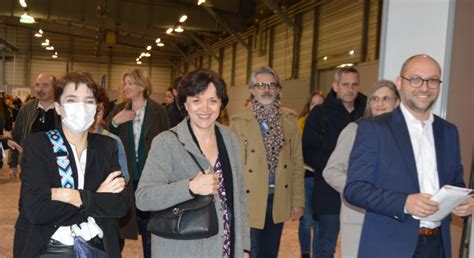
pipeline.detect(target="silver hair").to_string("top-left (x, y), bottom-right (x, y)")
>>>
top-left (363, 80), bottom-right (400, 118)
top-left (248, 66), bottom-right (281, 89)
top-left (334, 66), bottom-right (359, 84)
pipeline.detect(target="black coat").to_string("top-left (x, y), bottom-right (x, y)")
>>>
top-left (302, 89), bottom-right (366, 214)
top-left (13, 131), bottom-right (129, 258)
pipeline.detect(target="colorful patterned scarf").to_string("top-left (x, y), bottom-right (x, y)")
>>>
top-left (251, 96), bottom-right (285, 174)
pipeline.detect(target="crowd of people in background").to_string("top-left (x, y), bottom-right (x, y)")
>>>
top-left (5, 53), bottom-right (473, 258)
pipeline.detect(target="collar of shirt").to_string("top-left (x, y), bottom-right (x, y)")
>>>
top-left (37, 101), bottom-right (55, 112)
top-left (400, 103), bottom-right (434, 128)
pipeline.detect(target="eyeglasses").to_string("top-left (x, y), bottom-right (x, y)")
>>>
top-left (400, 75), bottom-right (442, 89)
top-left (370, 96), bottom-right (395, 103)
top-left (254, 82), bottom-right (278, 90)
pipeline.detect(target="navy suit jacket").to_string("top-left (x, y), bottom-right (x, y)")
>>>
top-left (344, 107), bottom-right (464, 258)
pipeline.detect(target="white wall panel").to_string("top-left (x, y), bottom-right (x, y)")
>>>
top-left (30, 59), bottom-right (68, 83)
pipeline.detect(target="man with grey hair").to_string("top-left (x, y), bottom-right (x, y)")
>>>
top-left (8, 73), bottom-right (61, 180)
top-left (230, 66), bottom-right (305, 258)
top-left (302, 66), bottom-right (366, 257)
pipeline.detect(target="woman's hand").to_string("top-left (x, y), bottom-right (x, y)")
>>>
top-left (97, 171), bottom-right (125, 193)
top-left (51, 188), bottom-right (82, 207)
top-left (188, 171), bottom-right (219, 195)
top-left (7, 139), bottom-right (23, 153)
top-left (112, 109), bottom-right (136, 126)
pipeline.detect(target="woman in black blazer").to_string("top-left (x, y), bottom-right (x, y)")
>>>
top-left (13, 71), bottom-right (129, 257)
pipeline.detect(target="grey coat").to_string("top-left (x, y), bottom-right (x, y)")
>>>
top-left (135, 118), bottom-right (250, 258)
top-left (323, 122), bottom-right (365, 258)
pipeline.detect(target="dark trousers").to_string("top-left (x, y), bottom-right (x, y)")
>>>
top-left (413, 231), bottom-right (444, 258)
top-left (250, 194), bottom-right (284, 258)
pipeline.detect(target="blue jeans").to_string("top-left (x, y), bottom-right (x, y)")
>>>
top-left (298, 177), bottom-right (319, 255)
top-left (250, 194), bottom-right (284, 258)
top-left (314, 214), bottom-right (340, 258)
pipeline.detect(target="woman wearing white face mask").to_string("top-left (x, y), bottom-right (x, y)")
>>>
top-left (13, 71), bottom-right (129, 258)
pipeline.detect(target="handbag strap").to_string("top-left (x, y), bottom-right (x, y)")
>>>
top-left (46, 129), bottom-right (76, 189)
top-left (169, 130), bottom-right (205, 174)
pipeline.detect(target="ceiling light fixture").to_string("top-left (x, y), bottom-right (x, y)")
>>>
top-left (41, 39), bottom-right (50, 46)
top-left (146, 45), bottom-right (152, 51)
top-left (336, 63), bottom-right (354, 68)
top-left (52, 52), bottom-right (58, 58)
top-left (34, 29), bottom-right (43, 37)
top-left (20, 12), bottom-right (35, 24)
top-left (157, 42), bottom-right (164, 47)
top-left (174, 26), bottom-right (184, 33)
top-left (197, 0), bottom-right (206, 5)
top-left (144, 52), bottom-right (151, 57)
top-left (137, 60), bottom-right (142, 65)
top-left (323, 56), bottom-right (328, 61)
top-left (349, 49), bottom-right (355, 55)
top-left (155, 38), bottom-right (161, 43)
top-left (140, 52), bottom-right (146, 57)
top-left (19, 0), bottom-right (27, 8)
top-left (46, 46), bottom-right (54, 50)
top-left (166, 28), bottom-right (173, 34)
top-left (179, 15), bottom-right (188, 23)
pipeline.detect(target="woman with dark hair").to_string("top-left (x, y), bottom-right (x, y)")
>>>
top-left (135, 69), bottom-right (250, 257)
top-left (13, 71), bottom-right (129, 257)
top-left (323, 80), bottom-right (400, 258)
top-left (106, 68), bottom-right (170, 258)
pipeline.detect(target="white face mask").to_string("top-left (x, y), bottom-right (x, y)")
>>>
top-left (61, 102), bottom-right (97, 133)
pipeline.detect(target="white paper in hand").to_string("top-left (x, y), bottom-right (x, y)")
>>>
top-left (422, 185), bottom-right (472, 221)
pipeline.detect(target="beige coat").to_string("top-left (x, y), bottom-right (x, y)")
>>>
top-left (230, 107), bottom-right (305, 229)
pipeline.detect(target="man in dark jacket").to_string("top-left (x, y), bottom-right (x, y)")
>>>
top-left (302, 66), bottom-right (366, 258)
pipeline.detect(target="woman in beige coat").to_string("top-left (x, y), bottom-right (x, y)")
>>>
top-left (323, 80), bottom-right (400, 258)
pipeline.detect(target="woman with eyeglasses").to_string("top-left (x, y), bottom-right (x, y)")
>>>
top-left (322, 80), bottom-right (400, 258)
top-left (106, 69), bottom-right (170, 258)
top-left (13, 71), bottom-right (129, 257)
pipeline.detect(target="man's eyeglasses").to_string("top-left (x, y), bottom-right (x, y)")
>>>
top-left (400, 75), bottom-right (442, 89)
top-left (254, 82), bottom-right (278, 90)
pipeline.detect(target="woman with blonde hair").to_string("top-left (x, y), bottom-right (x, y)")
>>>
top-left (106, 68), bottom-right (170, 258)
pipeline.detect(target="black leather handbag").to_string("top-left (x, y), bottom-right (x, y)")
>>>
top-left (147, 130), bottom-right (218, 240)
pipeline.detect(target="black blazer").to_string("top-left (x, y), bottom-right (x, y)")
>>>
top-left (13, 131), bottom-right (130, 258)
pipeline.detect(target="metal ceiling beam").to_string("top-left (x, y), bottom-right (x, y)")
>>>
top-left (261, 0), bottom-right (301, 34)
top-left (168, 40), bottom-right (197, 67)
top-left (202, 6), bottom-right (248, 49)
top-left (0, 37), bottom-right (18, 52)
top-left (187, 32), bottom-right (219, 61)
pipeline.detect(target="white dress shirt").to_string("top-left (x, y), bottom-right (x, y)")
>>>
top-left (400, 103), bottom-right (440, 229)
top-left (51, 144), bottom-right (104, 245)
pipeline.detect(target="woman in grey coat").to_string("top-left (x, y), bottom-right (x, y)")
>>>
top-left (323, 80), bottom-right (400, 258)
top-left (136, 69), bottom-right (250, 258)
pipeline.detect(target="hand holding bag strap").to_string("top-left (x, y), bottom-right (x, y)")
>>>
top-left (146, 129), bottom-right (218, 240)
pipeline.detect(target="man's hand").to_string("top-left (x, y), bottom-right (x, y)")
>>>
top-left (290, 207), bottom-right (304, 221)
top-left (452, 197), bottom-right (474, 217)
top-left (405, 193), bottom-right (439, 217)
